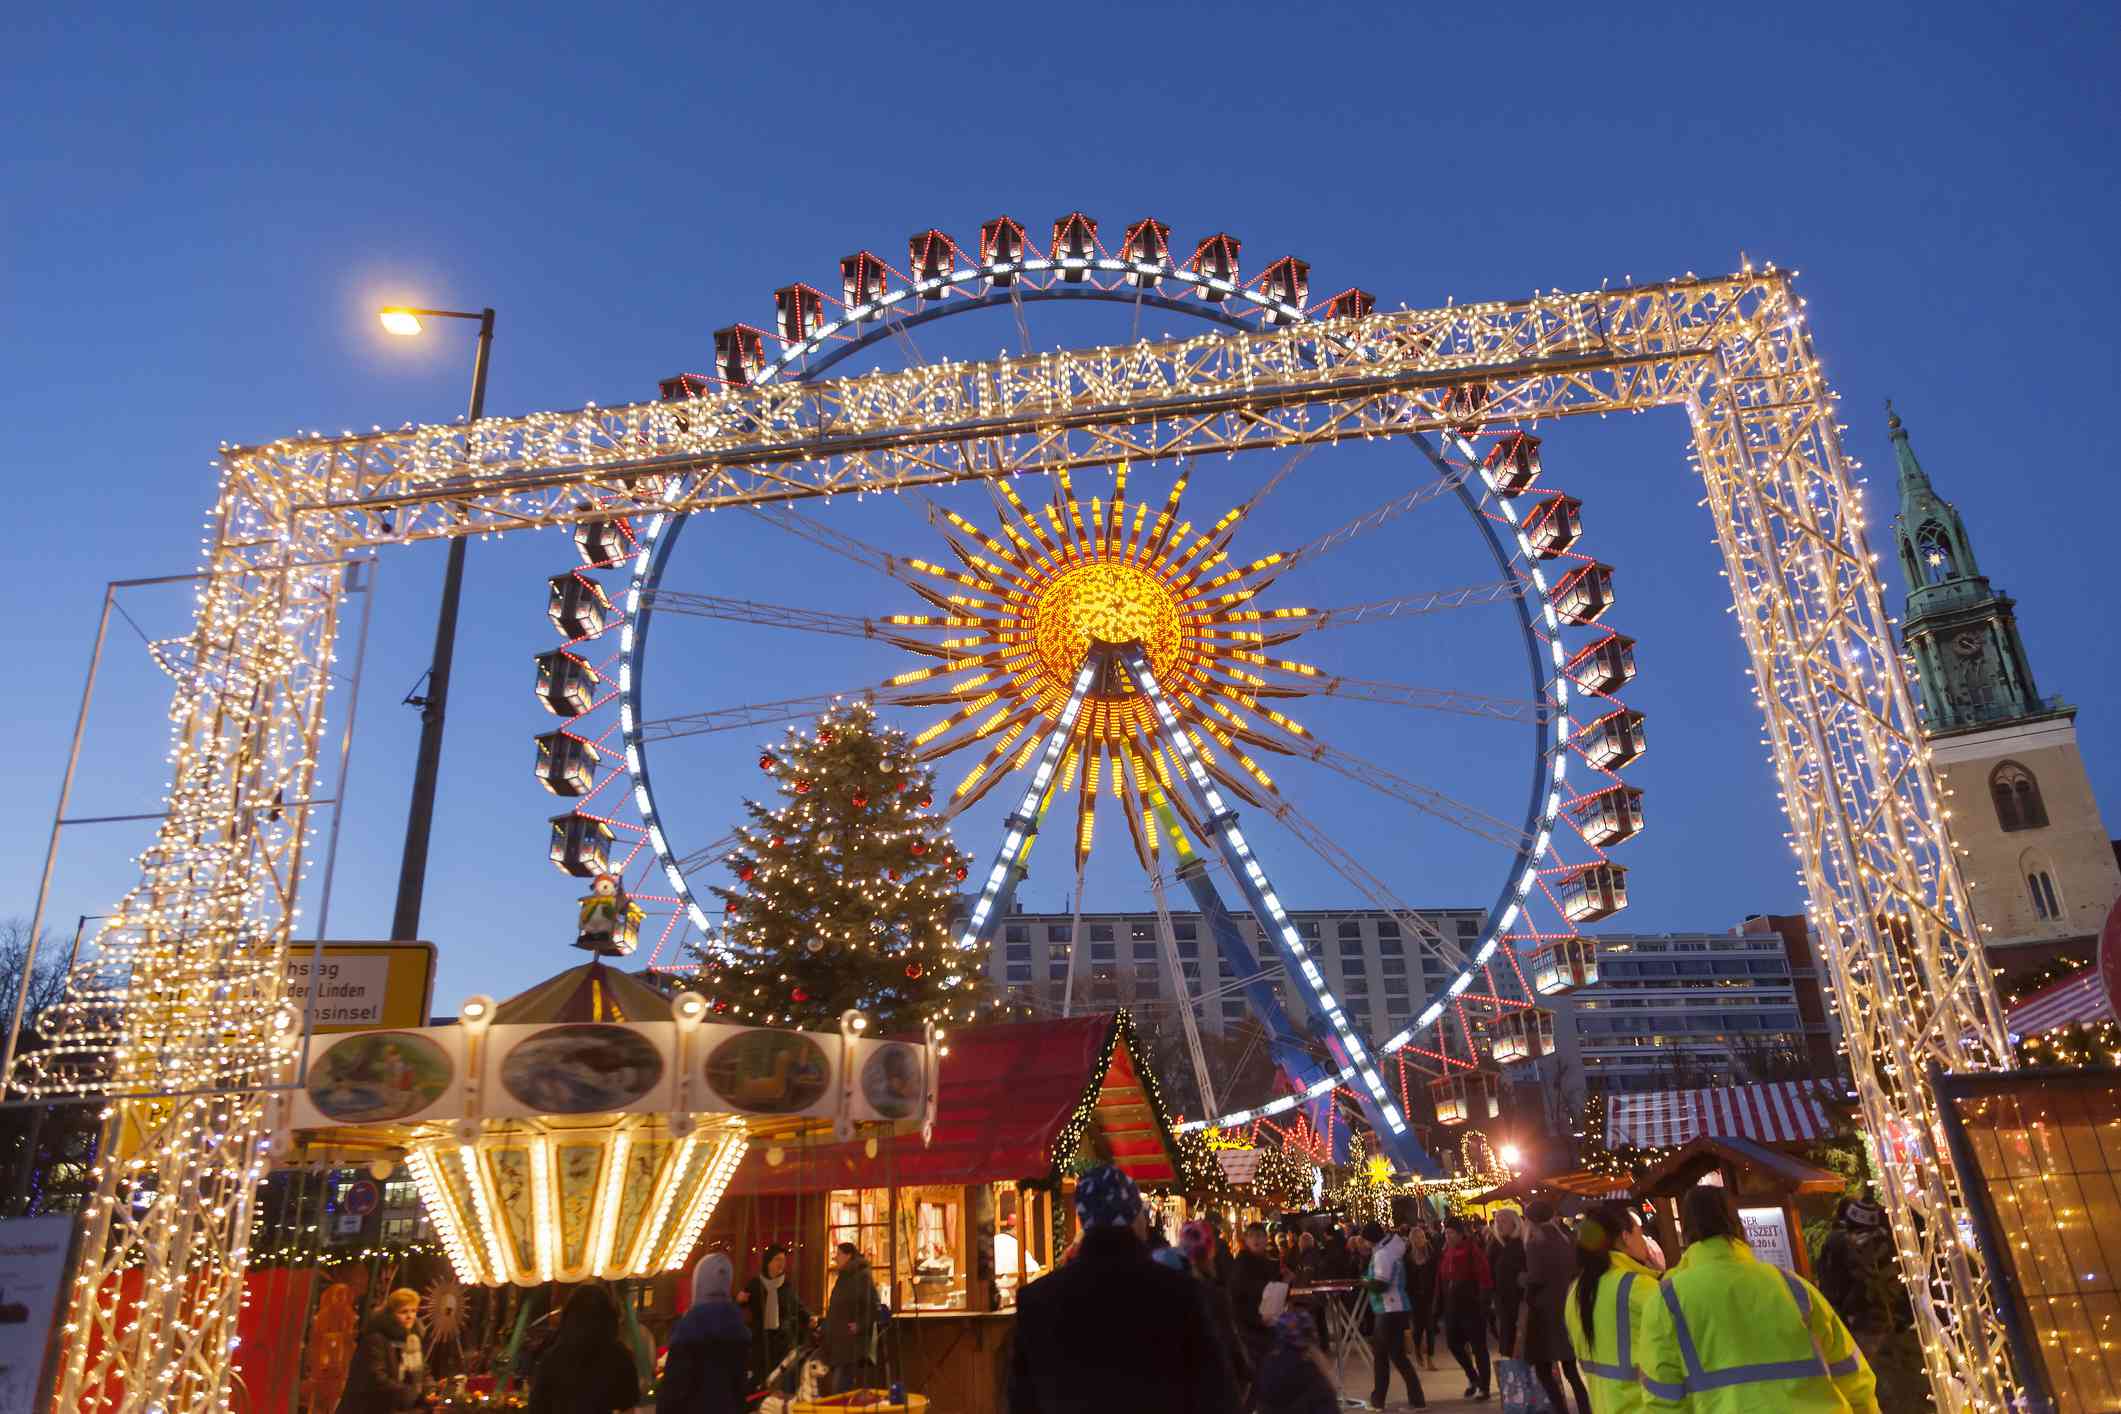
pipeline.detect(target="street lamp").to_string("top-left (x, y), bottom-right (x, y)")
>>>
top-left (380, 304), bottom-right (495, 942)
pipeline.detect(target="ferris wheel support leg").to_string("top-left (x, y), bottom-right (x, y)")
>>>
top-left (1118, 643), bottom-right (1436, 1177)
top-left (1171, 857), bottom-right (1361, 1165)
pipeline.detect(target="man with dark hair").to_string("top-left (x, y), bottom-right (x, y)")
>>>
top-left (1636, 1185), bottom-right (1880, 1412)
top-left (1008, 1164), bottom-right (1236, 1413)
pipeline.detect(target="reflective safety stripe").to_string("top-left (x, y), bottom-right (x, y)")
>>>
top-left (1581, 1272), bottom-right (1639, 1385)
top-left (1780, 1270), bottom-right (1813, 1322)
top-left (1641, 1373), bottom-right (1688, 1400)
top-left (1826, 1354), bottom-right (1861, 1377)
top-left (1657, 1273), bottom-right (1837, 1394)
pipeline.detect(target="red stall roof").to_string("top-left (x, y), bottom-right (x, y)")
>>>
top-left (729, 1013), bottom-right (1179, 1196)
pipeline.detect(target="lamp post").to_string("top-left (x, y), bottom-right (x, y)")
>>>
top-left (380, 305), bottom-right (494, 942)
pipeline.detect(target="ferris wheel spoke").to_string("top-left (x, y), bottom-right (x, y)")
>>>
top-left (639, 589), bottom-right (978, 657)
top-left (1264, 728), bottom-right (1534, 852)
top-left (1247, 579), bottom-right (1527, 636)
top-left (672, 833), bottom-right (738, 877)
top-left (1252, 793), bottom-right (1465, 966)
top-left (1279, 462), bottom-right (1474, 570)
top-left (742, 504), bottom-right (911, 582)
top-left (1291, 672), bottom-right (1551, 725)
top-left (636, 690), bottom-right (875, 743)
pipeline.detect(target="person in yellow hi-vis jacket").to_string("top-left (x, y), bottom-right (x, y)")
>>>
top-left (1635, 1185), bottom-right (1881, 1413)
top-left (1561, 1200), bottom-right (1665, 1413)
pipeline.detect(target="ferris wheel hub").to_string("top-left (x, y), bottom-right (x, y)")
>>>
top-left (1029, 559), bottom-right (1183, 696)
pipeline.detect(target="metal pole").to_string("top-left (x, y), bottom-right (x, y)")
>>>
top-left (390, 308), bottom-right (493, 941)
top-left (4, 585), bottom-right (115, 1097)
top-left (313, 559), bottom-right (378, 945)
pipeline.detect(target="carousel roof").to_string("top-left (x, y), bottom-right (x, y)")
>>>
top-left (728, 1012), bottom-right (1179, 1196)
top-left (491, 958), bottom-right (675, 1024)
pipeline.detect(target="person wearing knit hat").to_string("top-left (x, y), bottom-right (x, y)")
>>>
top-left (659, 1257), bottom-right (749, 1414)
top-left (1817, 1195), bottom-right (1896, 1360)
top-left (1256, 1307), bottom-right (1339, 1414)
top-left (1008, 1164), bottom-right (1236, 1413)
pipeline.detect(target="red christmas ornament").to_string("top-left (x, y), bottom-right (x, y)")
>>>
top-left (818, 729), bottom-right (834, 744)
top-left (770, 836), bottom-right (784, 849)
top-left (888, 869), bottom-right (900, 881)
top-left (954, 866), bottom-right (968, 881)
top-left (791, 986), bottom-right (811, 1003)
top-left (794, 779), bottom-right (812, 794)
top-left (918, 794), bottom-right (933, 809)
top-left (737, 863), bottom-right (755, 882)
top-left (852, 794), bottom-right (867, 808)
top-left (905, 963), bottom-right (924, 980)
top-left (712, 999), bottom-right (728, 1013)
top-left (910, 842), bottom-right (926, 856)
top-left (758, 752), bottom-right (777, 771)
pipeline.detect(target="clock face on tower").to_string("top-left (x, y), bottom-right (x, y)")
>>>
top-left (1954, 630), bottom-right (1985, 662)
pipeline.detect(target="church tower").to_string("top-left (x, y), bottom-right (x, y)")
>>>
top-left (1891, 404), bottom-right (2120, 967)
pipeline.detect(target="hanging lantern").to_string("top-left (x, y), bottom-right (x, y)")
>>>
top-left (534, 650), bottom-right (600, 718)
top-left (1529, 937), bottom-right (1600, 996)
top-left (534, 731), bottom-right (601, 797)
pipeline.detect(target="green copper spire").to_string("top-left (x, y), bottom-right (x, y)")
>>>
top-left (1889, 404), bottom-right (2053, 735)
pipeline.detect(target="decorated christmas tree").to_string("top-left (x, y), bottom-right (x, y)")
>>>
top-left (696, 699), bottom-right (1004, 1033)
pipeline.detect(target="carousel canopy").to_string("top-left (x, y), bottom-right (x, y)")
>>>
top-left (492, 958), bottom-right (674, 1023)
top-left (730, 1013), bottom-right (1178, 1195)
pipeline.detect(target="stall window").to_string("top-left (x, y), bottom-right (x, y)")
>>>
top-left (897, 1186), bottom-right (966, 1311)
top-left (827, 1188), bottom-right (891, 1292)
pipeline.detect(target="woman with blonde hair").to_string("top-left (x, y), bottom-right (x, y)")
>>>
top-left (334, 1289), bottom-right (430, 1414)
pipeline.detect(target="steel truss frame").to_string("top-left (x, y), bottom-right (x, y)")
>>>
top-left (22, 268), bottom-right (2019, 1412)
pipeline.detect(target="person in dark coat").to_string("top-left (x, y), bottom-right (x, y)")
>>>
top-left (1178, 1219), bottom-right (1251, 1393)
top-left (526, 1284), bottom-right (641, 1414)
top-left (1519, 1200), bottom-right (1592, 1414)
top-left (1254, 1308), bottom-right (1339, 1414)
top-left (335, 1289), bottom-right (430, 1414)
top-left (1489, 1208), bottom-right (1530, 1360)
top-left (660, 1254), bottom-right (749, 1414)
top-left (1008, 1164), bottom-right (1237, 1414)
top-left (1229, 1221), bottom-right (1284, 1374)
top-left (736, 1244), bottom-right (810, 1389)
top-left (821, 1243), bottom-right (881, 1394)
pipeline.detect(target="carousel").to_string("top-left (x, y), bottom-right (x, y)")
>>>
top-left (266, 884), bottom-right (940, 1412)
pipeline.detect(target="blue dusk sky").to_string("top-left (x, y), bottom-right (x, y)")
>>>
top-left (5, 2), bottom-right (2118, 1013)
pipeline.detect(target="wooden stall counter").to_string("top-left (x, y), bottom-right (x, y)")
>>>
top-left (894, 1309), bottom-right (1015, 1413)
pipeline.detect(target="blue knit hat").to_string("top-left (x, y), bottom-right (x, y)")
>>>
top-left (1072, 1163), bottom-right (1144, 1229)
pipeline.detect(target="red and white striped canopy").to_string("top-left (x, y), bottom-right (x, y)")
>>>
top-left (1605, 1081), bottom-right (1834, 1149)
top-left (2006, 966), bottom-right (2116, 1038)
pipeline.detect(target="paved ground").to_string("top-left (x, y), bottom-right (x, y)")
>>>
top-left (1326, 1351), bottom-right (1502, 1411)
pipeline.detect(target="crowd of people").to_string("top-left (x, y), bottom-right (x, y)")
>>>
top-left (336, 1166), bottom-right (1893, 1414)
top-left (1001, 1165), bottom-right (1888, 1414)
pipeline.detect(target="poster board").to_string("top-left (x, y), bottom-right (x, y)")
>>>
top-left (0, 1217), bottom-right (72, 1414)
top-left (1738, 1205), bottom-right (1796, 1272)
top-left (286, 942), bottom-right (436, 1034)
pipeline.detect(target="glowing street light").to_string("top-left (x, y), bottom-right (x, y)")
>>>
top-left (378, 308), bottom-right (424, 336)
top-left (1498, 1142), bottom-right (1523, 1168)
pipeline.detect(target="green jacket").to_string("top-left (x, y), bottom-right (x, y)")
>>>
top-left (1636, 1236), bottom-right (1879, 1413)
top-left (1562, 1251), bottom-right (1664, 1414)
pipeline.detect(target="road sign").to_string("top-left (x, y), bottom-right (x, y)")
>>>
top-left (342, 1180), bottom-right (380, 1218)
top-left (286, 941), bottom-right (437, 1034)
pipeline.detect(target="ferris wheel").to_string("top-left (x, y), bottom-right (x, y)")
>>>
top-left (529, 214), bottom-right (1644, 1171)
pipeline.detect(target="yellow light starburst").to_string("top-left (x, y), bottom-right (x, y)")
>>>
top-left (895, 463), bottom-right (1323, 864)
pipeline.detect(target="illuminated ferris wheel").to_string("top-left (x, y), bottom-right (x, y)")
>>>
top-left (529, 214), bottom-right (1644, 1170)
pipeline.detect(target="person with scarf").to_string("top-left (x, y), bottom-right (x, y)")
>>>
top-left (660, 1255), bottom-right (749, 1414)
top-left (1255, 1307), bottom-right (1340, 1414)
top-left (737, 1244), bottom-right (810, 1389)
top-left (526, 1285), bottom-right (641, 1414)
top-left (334, 1288), bottom-right (431, 1414)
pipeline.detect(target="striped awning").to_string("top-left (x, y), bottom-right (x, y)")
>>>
top-left (2007, 966), bottom-right (2115, 1038)
top-left (1605, 1081), bottom-right (1834, 1149)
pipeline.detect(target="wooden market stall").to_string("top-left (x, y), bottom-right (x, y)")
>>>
top-left (703, 1011), bottom-right (1181, 1412)
top-left (1631, 1134), bottom-right (1843, 1278)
